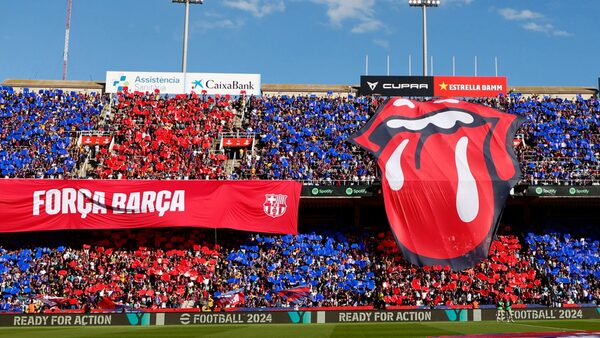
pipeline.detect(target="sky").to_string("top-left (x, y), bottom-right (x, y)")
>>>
top-left (0, 0), bottom-right (599, 87)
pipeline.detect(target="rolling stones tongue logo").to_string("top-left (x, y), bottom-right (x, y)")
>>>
top-left (350, 98), bottom-right (523, 270)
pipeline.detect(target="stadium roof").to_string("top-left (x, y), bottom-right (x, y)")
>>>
top-left (2, 79), bottom-right (104, 92)
top-left (1, 79), bottom-right (597, 98)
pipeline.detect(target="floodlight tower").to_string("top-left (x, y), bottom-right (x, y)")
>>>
top-left (172, 0), bottom-right (204, 73)
top-left (62, 0), bottom-right (73, 80)
top-left (408, 0), bottom-right (440, 76)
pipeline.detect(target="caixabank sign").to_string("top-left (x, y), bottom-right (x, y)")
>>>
top-left (187, 73), bottom-right (260, 96)
top-left (106, 71), bottom-right (261, 96)
top-left (360, 76), bottom-right (506, 97)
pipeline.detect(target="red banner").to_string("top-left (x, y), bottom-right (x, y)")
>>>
top-left (80, 135), bottom-right (112, 145)
top-left (434, 76), bottom-right (507, 97)
top-left (0, 180), bottom-right (301, 234)
top-left (222, 138), bottom-right (253, 147)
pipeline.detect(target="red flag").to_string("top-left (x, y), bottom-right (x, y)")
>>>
top-left (215, 289), bottom-right (245, 308)
top-left (97, 296), bottom-right (116, 309)
top-left (349, 99), bottom-right (522, 270)
top-left (277, 285), bottom-right (311, 304)
top-left (411, 279), bottom-right (421, 291)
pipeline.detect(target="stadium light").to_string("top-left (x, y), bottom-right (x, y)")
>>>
top-left (408, 0), bottom-right (440, 76)
top-left (62, 0), bottom-right (73, 81)
top-left (172, 0), bottom-right (204, 73)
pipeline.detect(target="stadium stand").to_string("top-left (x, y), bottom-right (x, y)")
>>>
top-left (507, 94), bottom-right (600, 186)
top-left (0, 86), bottom-right (105, 178)
top-left (219, 232), bottom-right (375, 308)
top-left (1, 86), bottom-right (600, 313)
top-left (0, 227), bottom-right (598, 312)
top-left (1, 85), bottom-right (600, 184)
top-left (88, 91), bottom-right (242, 179)
top-left (4, 86), bottom-right (599, 184)
top-left (525, 230), bottom-right (600, 305)
top-left (374, 232), bottom-right (545, 308)
top-left (0, 229), bottom-right (219, 312)
top-left (234, 95), bottom-right (378, 183)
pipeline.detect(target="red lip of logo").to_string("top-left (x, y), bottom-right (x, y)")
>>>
top-left (350, 98), bottom-right (523, 270)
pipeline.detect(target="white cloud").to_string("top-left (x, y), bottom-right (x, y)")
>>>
top-left (352, 20), bottom-right (383, 33)
top-left (497, 7), bottom-right (571, 38)
top-left (444, 0), bottom-right (474, 5)
top-left (311, 0), bottom-right (383, 34)
top-left (201, 11), bottom-right (225, 18)
top-left (498, 8), bottom-right (543, 21)
top-left (193, 17), bottom-right (245, 32)
top-left (522, 22), bottom-right (550, 33)
top-left (552, 30), bottom-right (571, 37)
top-left (523, 22), bottom-right (571, 37)
top-left (312, 0), bottom-right (369, 26)
top-left (372, 39), bottom-right (390, 50)
top-left (223, 0), bottom-right (285, 18)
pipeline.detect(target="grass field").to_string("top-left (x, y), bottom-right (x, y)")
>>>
top-left (0, 320), bottom-right (599, 338)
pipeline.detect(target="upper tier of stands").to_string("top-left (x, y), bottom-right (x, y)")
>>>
top-left (90, 91), bottom-right (242, 179)
top-left (0, 87), bottom-right (105, 177)
top-left (2, 86), bottom-right (600, 185)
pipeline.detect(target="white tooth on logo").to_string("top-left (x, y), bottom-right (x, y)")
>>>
top-left (385, 139), bottom-right (410, 191)
top-left (455, 136), bottom-right (479, 223)
top-left (434, 99), bottom-right (460, 104)
top-left (367, 82), bottom-right (378, 91)
top-left (393, 99), bottom-right (416, 108)
top-left (386, 110), bottom-right (473, 131)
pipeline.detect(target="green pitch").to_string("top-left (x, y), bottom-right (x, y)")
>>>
top-left (0, 320), bottom-right (599, 338)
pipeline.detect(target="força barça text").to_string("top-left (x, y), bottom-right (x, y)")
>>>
top-left (32, 189), bottom-right (185, 219)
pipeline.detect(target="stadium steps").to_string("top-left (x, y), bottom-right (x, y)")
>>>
top-left (78, 155), bottom-right (90, 178)
top-left (224, 158), bottom-right (240, 175)
top-left (233, 117), bottom-right (243, 129)
top-left (68, 134), bottom-right (84, 178)
top-left (74, 102), bottom-right (114, 178)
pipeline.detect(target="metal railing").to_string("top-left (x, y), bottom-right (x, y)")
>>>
top-left (521, 178), bottom-right (600, 186)
top-left (298, 179), bottom-right (379, 186)
top-left (219, 132), bottom-right (256, 139)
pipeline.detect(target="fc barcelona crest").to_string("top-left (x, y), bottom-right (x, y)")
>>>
top-left (263, 194), bottom-right (288, 218)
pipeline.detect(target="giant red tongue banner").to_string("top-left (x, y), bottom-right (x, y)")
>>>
top-left (350, 98), bottom-right (523, 270)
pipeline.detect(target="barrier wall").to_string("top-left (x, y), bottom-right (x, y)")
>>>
top-left (1, 308), bottom-right (598, 327)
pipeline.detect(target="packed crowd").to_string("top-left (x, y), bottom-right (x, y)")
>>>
top-left (90, 91), bottom-right (239, 179)
top-left (1, 86), bottom-right (600, 184)
top-left (219, 232), bottom-right (375, 308)
top-left (526, 231), bottom-right (600, 305)
top-left (0, 229), bottom-right (219, 312)
top-left (234, 95), bottom-right (378, 183)
top-left (0, 87), bottom-right (105, 178)
top-left (0, 227), bottom-right (598, 312)
top-left (216, 94), bottom-right (600, 185)
top-left (374, 233), bottom-right (543, 307)
top-left (506, 95), bottom-right (600, 185)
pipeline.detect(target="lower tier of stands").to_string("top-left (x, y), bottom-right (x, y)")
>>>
top-left (0, 226), bottom-right (597, 312)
